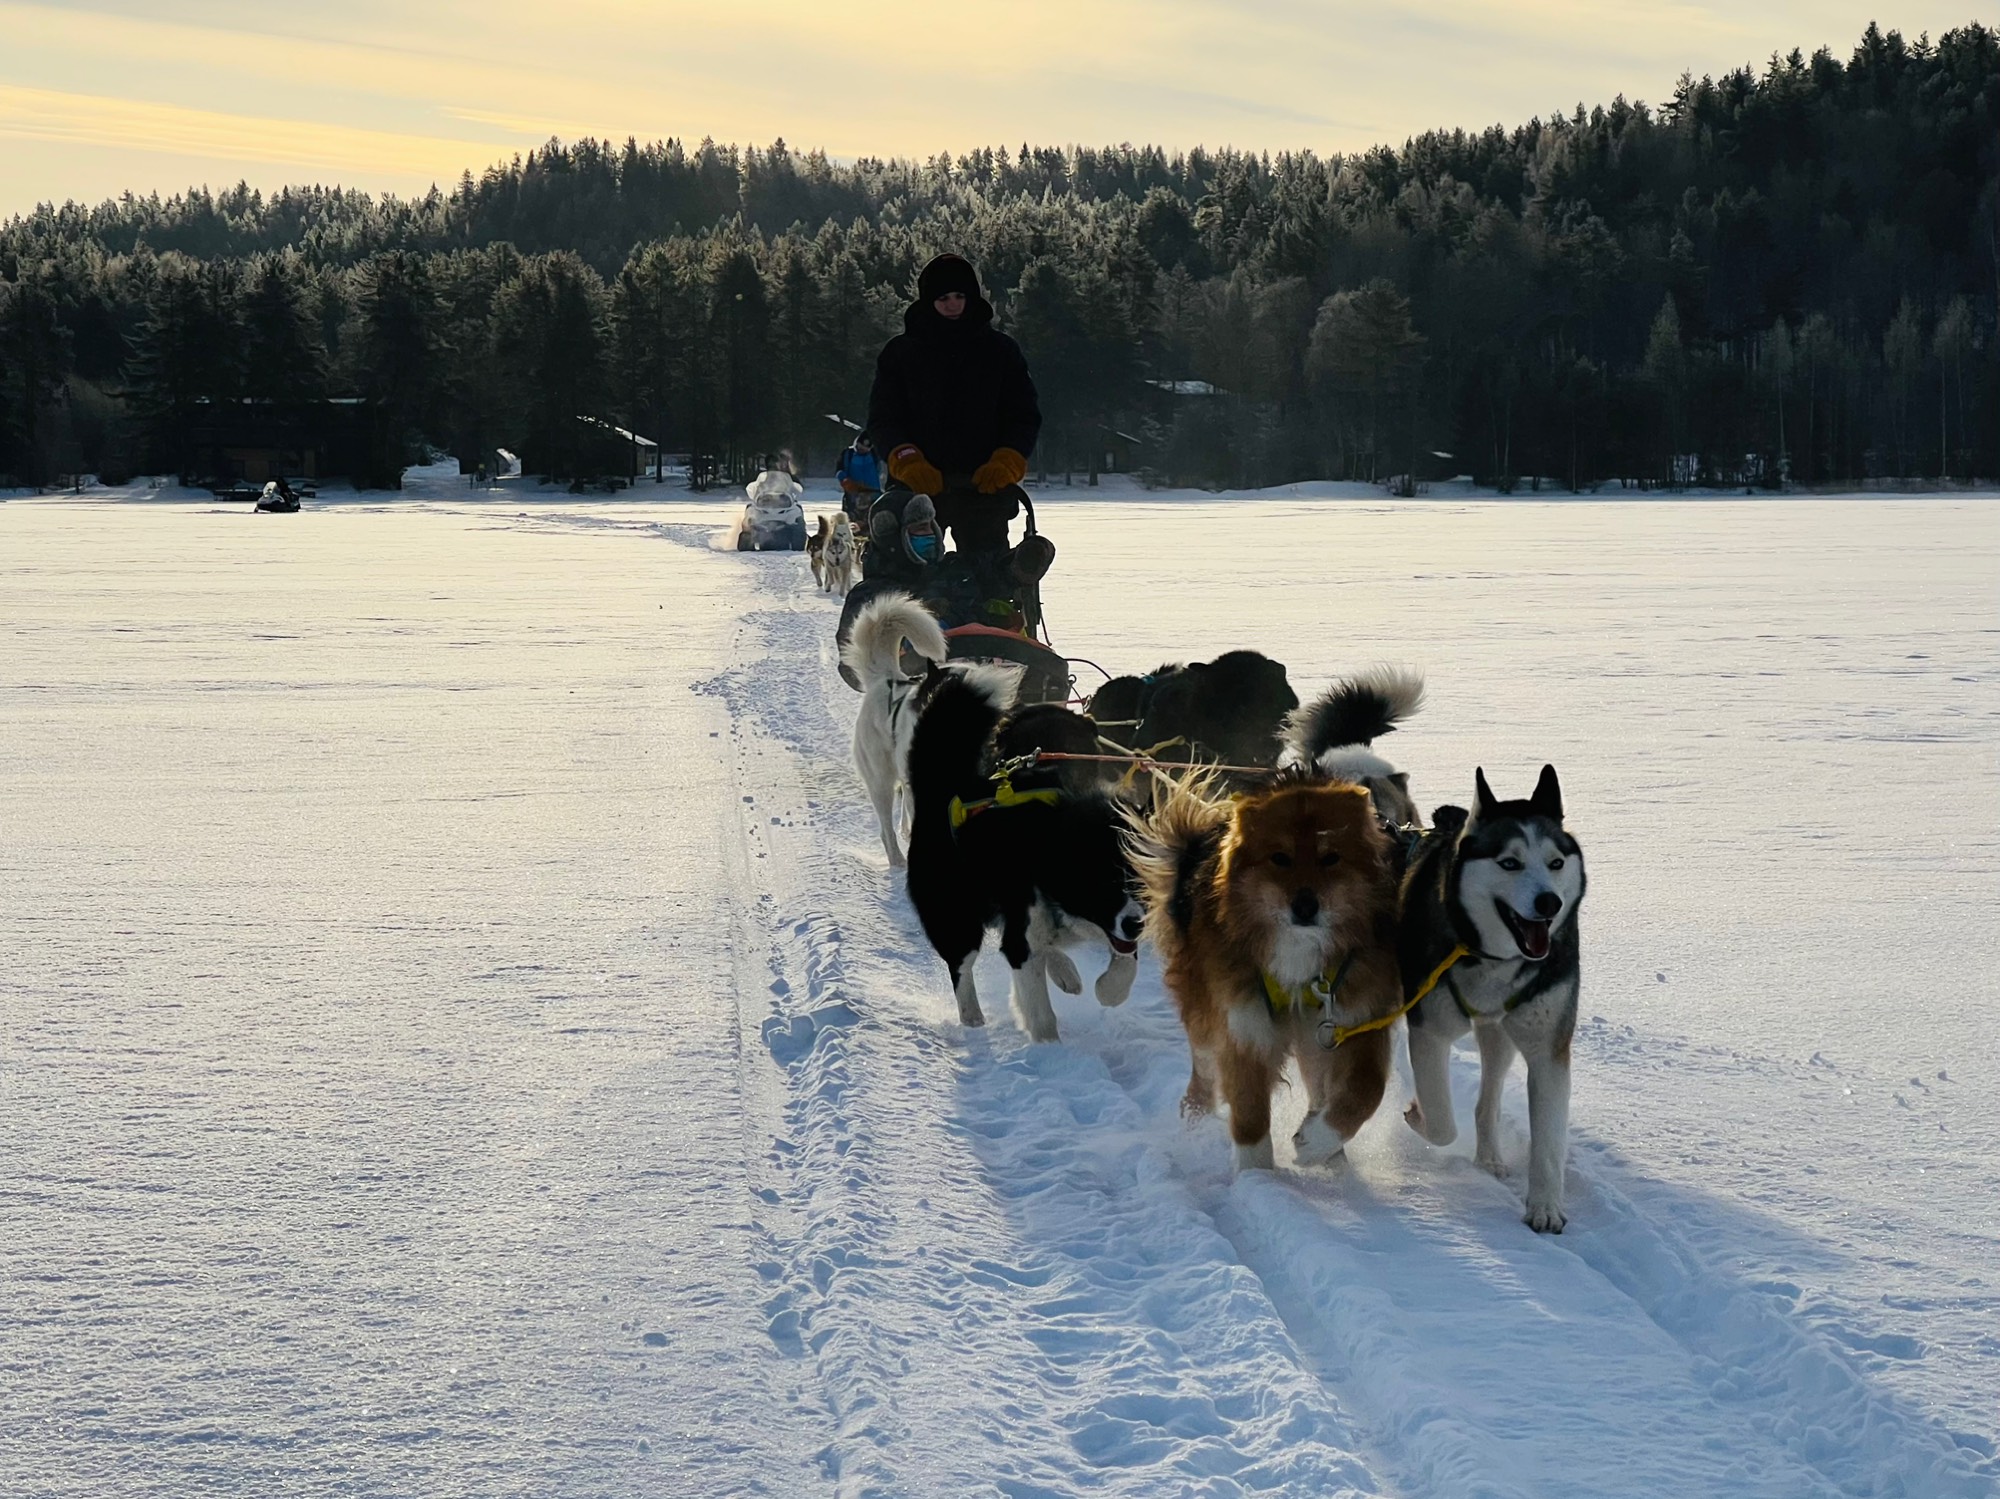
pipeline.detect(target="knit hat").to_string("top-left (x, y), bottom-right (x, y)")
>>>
top-left (917, 254), bottom-right (981, 304)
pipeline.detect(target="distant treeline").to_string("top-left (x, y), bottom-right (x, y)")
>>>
top-left (1, 21), bottom-right (1995, 490)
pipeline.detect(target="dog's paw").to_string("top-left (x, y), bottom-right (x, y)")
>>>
top-left (1475, 1152), bottom-right (1509, 1178)
top-left (1233, 1137), bottom-right (1277, 1172)
top-left (1291, 1114), bottom-right (1347, 1168)
top-left (1044, 949), bottom-right (1083, 995)
top-left (1179, 1089), bottom-right (1212, 1120)
top-left (1094, 951), bottom-right (1137, 1007)
top-left (1019, 1013), bottom-right (1060, 1044)
top-left (1524, 1198), bottom-right (1567, 1234)
top-left (955, 997), bottom-right (986, 1027)
top-left (1404, 1099), bottom-right (1458, 1147)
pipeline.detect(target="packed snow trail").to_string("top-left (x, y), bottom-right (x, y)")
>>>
top-left (3, 490), bottom-right (1993, 1498)
top-left (695, 495), bottom-right (1996, 1498)
top-left (701, 597), bottom-right (1387, 1496)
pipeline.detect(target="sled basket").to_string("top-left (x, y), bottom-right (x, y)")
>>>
top-left (945, 624), bottom-right (1070, 705)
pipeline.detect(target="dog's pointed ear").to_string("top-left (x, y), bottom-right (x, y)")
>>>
top-left (1531, 763), bottom-right (1563, 820)
top-left (1390, 772), bottom-right (1410, 790)
top-left (1473, 767), bottom-right (1498, 818)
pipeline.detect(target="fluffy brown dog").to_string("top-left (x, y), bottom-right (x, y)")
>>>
top-left (1132, 772), bottom-right (1403, 1170)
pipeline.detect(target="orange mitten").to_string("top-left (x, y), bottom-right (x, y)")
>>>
top-left (887, 445), bottom-right (943, 496)
top-left (972, 447), bottom-right (1027, 494)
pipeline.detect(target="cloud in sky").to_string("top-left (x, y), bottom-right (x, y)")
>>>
top-left (0, 0), bottom-right (1982, 213)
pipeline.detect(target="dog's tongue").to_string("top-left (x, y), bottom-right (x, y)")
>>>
top-left (1517, 920), bottom-right (1551, 960)
top-left (1109, 935), bottom-right (1139, 956)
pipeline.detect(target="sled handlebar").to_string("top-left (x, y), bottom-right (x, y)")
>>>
top-left (928, 474), bottom-right (1037, 537)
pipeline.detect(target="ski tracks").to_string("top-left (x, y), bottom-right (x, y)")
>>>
top-left (693, 534), bottom-right (1989, 1499)
top-left (700, 560), bottom-right (1384, 1495)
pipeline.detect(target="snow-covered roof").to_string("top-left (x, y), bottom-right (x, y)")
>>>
top-left (576, 414), bottom-right (658, 449)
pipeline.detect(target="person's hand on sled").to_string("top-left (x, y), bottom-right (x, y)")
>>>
top-left (972, 447), bottom-right (1027, 494)
top-left (887, 444), bottom-right (943, 496)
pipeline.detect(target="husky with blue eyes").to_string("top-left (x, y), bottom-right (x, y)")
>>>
top-left (1398, 765), bottom-right (1587, 1232)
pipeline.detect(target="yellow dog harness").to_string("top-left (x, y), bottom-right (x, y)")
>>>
top-left (948, 776), bottom-right (1062, 831)
top-left (1265, 943), bottom-right (1474, 1050)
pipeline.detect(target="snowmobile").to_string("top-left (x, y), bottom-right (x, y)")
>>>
top-left (835, 481), bottom-right (1070, 704)
top-left (254, 480), bottom-right (301, 513)
top-left (735, 470), bottom-right (808, 552)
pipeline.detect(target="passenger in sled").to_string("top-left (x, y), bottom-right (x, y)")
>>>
top-left (838, 254), bottom-right (1060, 691)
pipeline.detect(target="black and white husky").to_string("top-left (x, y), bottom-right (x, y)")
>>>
top-left (1398, 766), bottom-right (1587, 1232)
top-left (840, 590), bottom-right (949, 868)
top-left (1281, 666), bottom-right (1425, 828)
top-left (904, 666), bottom-right (1143, 1040)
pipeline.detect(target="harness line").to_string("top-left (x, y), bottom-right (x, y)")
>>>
top-left (992, 747), bottom-right (1278, 782)
top-left (1309, 944), bottom-right (1471, 1050)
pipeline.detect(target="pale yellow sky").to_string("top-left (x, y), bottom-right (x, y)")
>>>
top-left (0, 1), bottom-right (1982, 215)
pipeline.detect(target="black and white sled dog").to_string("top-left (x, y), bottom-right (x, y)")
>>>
top-left (904, 666), bottom-right (1143, 1040)
top-left (840, 590), bottom-right (949, 868)
top-left (1089, 650), bottom-right (1298, 792)
top-left (1399, 765), bottom-right (1587, 1232)
top-left (1281, 666), bottom-right (1426, 830)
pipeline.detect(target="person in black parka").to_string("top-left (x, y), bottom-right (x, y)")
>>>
top-left (866, 254), bottom-right (1042, 558)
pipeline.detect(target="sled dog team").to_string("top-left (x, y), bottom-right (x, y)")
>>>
top-left (807, 513), bottom-right (860, 594)
top-left (843, 591), bottom-right (1588, 1234)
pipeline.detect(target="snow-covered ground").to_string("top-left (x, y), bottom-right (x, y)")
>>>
top-left (3, 489), bottom-right (1994, 1498)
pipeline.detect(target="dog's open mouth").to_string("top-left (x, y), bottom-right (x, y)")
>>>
top-left (1109, 935), bottom-right (1139, 956)
top-left (1496, 902), bottom-right (1552, 960)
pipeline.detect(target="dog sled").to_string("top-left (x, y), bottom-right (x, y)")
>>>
top-left (836, 488), bottom-right (1071, 703)
top-left (942, 624), bottom-right (1070, 705)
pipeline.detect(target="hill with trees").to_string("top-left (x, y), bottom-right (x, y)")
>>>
top-left (1, 21), bottom-right (1994, 490)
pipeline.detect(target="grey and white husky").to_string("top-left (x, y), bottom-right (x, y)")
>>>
top-left (1399, 765), bottom-right (1586, 1232)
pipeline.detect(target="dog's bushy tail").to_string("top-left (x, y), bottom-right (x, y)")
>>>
top-left (840, 591), bottom-right (948, 688)
top-left (1284, 666), bottom-right (1425, 762)
top-left (1125, 771), bottom-right (1230, 939)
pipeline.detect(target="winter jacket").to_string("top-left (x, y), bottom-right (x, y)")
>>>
top-left (835, 445), bottom-right (881, 492)
top-left (866, 294), bottom-right (1042, 477)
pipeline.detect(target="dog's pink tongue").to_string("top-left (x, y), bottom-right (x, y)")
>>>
top-left (1518, 921), bottom-right (1551, 959)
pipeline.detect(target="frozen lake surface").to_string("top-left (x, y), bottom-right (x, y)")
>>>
top-left (3, 488), bottom-right (1995, 1497)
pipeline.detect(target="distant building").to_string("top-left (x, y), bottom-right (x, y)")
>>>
top-left (575, 416), bottom-right (659, 480)
top-left (181, 397), bottom-right (397, 488)
top-left (514, 416), bottom-right (660, 482)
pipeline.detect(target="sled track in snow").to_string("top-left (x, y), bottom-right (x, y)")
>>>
top-left (686, 529), bottom-right (1992, 1499)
